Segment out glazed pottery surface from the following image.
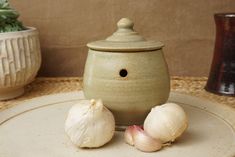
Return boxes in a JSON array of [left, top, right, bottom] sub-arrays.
[[83, 18, 170, 126], [206, 13, 235, 96], [0, 27, 41, 100]]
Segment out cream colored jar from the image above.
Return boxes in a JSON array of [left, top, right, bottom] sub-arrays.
[[83, 18, 170, 126]]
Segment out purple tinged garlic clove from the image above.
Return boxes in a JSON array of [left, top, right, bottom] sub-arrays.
[[124, 125, 163, 152]]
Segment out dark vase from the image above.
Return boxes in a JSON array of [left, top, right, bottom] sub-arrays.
[[205, 13, 235, 96]]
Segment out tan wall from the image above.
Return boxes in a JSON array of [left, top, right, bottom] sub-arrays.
[[10, 0, 235, 77]]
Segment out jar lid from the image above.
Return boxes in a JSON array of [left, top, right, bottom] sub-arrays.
[[87, 18, 164, 52]]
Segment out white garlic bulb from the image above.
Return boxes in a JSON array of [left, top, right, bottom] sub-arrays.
[[144, 103, 188, 143], [65, 99, 115, 148]]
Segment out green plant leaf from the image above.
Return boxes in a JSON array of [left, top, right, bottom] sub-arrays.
[[0, 0, 25, 32], [0, 0, 10, 9]]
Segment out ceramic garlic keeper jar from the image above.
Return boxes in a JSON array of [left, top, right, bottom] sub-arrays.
[[0, 27, 41, 100], [83, 18, 170, 126]]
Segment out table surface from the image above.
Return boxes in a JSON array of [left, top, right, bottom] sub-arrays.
[[0, 77, 235, 111]]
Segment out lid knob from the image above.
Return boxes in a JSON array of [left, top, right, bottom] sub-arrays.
[[106, 17, 145, 42], [117, 18, 134, 30]]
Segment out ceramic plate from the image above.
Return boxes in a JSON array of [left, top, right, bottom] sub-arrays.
[[0, 91, 235, 157]]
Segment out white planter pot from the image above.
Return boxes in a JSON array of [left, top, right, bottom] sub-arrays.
[[0, 27, 41, 100]]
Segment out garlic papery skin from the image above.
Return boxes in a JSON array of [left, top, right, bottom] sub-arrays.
[[124, 125, 163, 152], [124, 126, 134, 146], [65, 99, 115, 148], [144, 103, 188, 143]]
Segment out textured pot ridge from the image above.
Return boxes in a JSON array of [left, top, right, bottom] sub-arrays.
[[0, 27, 41, 100]]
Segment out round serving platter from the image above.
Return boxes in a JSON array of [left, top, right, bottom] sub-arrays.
[[0, 91, 235, 157]]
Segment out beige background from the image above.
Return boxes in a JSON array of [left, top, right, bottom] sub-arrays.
[[10, 0, 235, 77]]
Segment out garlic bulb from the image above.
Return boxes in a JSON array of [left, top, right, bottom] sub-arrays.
[[124, 125, 163, 152], [144, 103, 188, 143], [65, 99, 115, 148]]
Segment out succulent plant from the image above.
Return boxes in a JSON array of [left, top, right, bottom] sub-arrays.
[[0, 0, 25, 33]]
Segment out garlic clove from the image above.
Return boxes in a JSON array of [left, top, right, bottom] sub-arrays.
[[131, 125, 163, 152], [133, 126, 162, 152], [124, 126, 135, 146]]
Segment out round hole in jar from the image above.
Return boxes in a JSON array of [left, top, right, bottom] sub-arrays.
[[119, 69, 128, 77]]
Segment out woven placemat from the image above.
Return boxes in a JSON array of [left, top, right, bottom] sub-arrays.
[[0, 77, 234, 111]]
